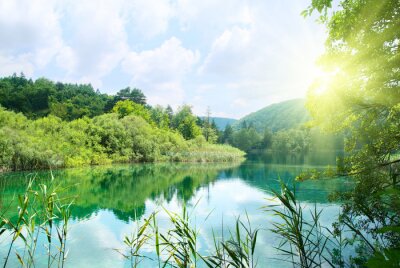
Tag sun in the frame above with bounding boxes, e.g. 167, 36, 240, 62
308, 67, 341, 96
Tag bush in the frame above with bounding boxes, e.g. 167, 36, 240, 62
0, 107, 245, 171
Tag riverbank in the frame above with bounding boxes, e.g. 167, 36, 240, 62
0, 107, 245, 172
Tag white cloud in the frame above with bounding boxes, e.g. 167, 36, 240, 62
0, 0, 63, 74
0, 53, 35, 77
122, 37, 199, 83
122, 37, 199, 107
145, 82, 185, 108
67, 211, 125, 267
0, 0, 61, 51
127, 0, 175, 38
199, 26, 252, 77
57, 0, 130, 86
232, 98, 248, 108
0, 0, 132, 86
175, 0, 252, 32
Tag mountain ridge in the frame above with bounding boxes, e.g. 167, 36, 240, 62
200, 116, 237, 130
233, 98, 310, 132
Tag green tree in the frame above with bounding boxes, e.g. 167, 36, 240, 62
201, 107, 219, 143
0, 74, 55, 118
208, 120, 220, 143
231, 128, 262, 152
116, 87, 147, 105
305, 0, 400, 265
172, 105, 202, 140
261, 128, 273, 148
165, 105, 174, 126
150, 105, 170, 129
112, 100, 152, 122
221, 124, 234, 144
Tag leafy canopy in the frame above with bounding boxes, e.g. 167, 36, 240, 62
112, 100, 152, 122
305, 0, 400, 265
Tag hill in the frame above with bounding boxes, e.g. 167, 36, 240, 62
210, 117, 237, 130
200, 117, 237, 130
233, 99, 310, 132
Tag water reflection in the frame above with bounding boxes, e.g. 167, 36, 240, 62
0, 155, 352, 267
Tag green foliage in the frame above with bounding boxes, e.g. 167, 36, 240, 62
112, 100, 152, 122
117, 202, 258, 268
271, 129, 311, 154
116, 213, 156, 268
160, 206, 199, 267
203, 214, 259, 268
220, 124, 234, 144
266, 182, 333, 268
232, 99, 310, 133
1, 177, 74, 268
305, 0, 400, 265
0, 107, 244, 172
0, 74, 53, 118
49, 82, 108, 120
150, 105, 171, 129
172, 105, 202, 140
223, 99, 342, 153
116, 87, 147, 105
0, 75, 151, 121
231, 128, 262, 152
224, 125, 320, 154
201, 119, 219, 144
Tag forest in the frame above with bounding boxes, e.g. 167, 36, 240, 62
0, 75, 244, 171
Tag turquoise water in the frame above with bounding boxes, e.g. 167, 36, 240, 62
0, 154, 352, 267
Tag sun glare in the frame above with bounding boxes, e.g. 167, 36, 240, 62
310, 67, 341, 95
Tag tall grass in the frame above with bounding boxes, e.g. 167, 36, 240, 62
0, 175, 74, 268
265, 181, 336, 268
118, 205, 259, 268
115, 212, 156, 268
202, 214, 259, 268
159, 206, 199, 267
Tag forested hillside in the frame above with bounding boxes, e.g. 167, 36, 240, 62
220, 98, 342, 153
232, 99, 310, 132
0, 74, 145, 120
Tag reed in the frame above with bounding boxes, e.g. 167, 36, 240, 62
202, 214, 259, 268
265, 180, 333, 268
1, 176, 74, 268
159, 205, 199, 268
115, 212, 156, 268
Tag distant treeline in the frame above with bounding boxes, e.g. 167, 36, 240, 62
0, 73, 175, 120
219, 122, 344, 154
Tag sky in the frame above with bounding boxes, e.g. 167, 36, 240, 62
0, 0, 327, 119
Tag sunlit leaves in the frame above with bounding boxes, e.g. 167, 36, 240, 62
305, 0, 400, 265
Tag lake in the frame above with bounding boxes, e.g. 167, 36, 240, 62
0, 152, 352, 267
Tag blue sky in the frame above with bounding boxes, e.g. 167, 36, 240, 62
0, 0, 326, 118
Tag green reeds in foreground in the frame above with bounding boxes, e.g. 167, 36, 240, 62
202, 213, 259, 268
116, 206, 199, 268
115, 212, 156, 268
265, 180, 333, 268
1, 175, 74, 268
160, 205, 199, 268
119, 203, 259, 268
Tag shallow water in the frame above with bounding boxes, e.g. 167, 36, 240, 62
0, 153, 352, 267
